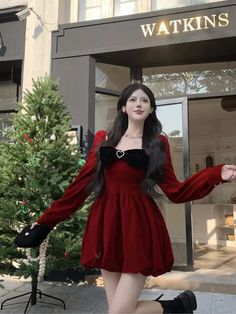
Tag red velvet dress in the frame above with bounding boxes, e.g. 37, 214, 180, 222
37, 130, 224, 276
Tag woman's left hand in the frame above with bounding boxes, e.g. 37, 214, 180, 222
221, 165, 236, 182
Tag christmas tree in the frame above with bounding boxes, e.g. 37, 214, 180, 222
0, 76, 91, 279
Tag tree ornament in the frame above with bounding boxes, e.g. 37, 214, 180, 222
19, 201, 28, 206
23, 134, 33, 143
50, 134, 56, 141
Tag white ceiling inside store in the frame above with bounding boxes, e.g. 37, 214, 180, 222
189, 98, 236, 123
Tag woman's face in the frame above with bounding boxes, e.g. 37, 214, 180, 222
122, 89, 153, 122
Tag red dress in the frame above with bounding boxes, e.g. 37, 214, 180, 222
37, 130, 224, 276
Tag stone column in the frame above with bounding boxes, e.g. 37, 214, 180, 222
22, 0, 59, 91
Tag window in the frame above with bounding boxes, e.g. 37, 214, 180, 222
96, 63, 130, 91
143, 62, 236, 98
152, 0, 225, 11
79, 0, 113, 21
114, 0, 151, 16
78, 0, 226, 21
95, 94, 119, 132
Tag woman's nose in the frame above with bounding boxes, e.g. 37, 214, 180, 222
136, 100, 142, 107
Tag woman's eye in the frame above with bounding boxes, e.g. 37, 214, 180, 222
142, 99, 149, 103
129, 98, 136, 102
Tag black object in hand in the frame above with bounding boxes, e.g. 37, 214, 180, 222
14, 224, 52, 248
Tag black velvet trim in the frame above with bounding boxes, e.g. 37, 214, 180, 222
99, 146, 149, 169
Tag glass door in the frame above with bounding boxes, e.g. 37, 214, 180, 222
156, 97, 193, 270
95, 62, 131, 132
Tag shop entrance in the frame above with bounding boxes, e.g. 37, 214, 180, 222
189, 97, 236, 271
156, 96, 236, 271
94, 60, 236, 271
156, 97, 193, 270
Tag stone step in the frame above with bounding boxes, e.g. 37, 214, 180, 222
146, 269, 236, 295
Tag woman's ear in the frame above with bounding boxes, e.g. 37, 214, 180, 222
122, 106, 126, 113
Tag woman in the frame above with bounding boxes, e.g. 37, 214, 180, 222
33, 83, 236, 314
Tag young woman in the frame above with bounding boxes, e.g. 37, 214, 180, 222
32, 83, 236, 314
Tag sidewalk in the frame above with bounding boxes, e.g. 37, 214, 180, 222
1, 274, 236, 314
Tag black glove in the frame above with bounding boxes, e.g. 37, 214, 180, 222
14, 224, 52, 248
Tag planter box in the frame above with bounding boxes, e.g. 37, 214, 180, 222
44, 268, 100, 283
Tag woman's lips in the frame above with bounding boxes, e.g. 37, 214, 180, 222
134, 110, 144, 114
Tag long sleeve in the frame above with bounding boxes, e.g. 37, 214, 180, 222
37, 130, 107, 227
158, 135, 225, 203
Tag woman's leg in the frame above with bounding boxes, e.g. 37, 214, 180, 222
101, 270, 196, 314
109, 272, 163, 314
101, 269, 121, 309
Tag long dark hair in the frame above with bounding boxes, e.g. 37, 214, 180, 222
88, 83, 167, 199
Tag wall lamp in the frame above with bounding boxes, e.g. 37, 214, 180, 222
221, 96, 236, 112
16, 7, 41, 22
16, 7, 31, 21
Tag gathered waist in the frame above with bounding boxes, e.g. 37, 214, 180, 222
104, 181, 142, 191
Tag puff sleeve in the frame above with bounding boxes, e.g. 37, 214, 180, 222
158, 135, 225, 203
37, 130, 107, 227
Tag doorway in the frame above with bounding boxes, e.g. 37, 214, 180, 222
156, 97, 193, 270
189, 97, 236, 271
156, 96, 236, 271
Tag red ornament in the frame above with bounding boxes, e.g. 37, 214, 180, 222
23, 134, 33, 143
64, 251, 69, 257
19, 201, 28, 206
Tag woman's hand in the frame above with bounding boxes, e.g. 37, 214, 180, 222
30, 222, 39, 229
221, 165, 236, 182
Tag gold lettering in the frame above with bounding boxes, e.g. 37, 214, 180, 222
169, 19, 182, 33
183, 17, 196, 32
140, 23, 156, 37
203, 15, 216, 29
219, 13, 229, 27
195, 16, 202, 30
140, 12, 229, 37
157, 21, 170, 35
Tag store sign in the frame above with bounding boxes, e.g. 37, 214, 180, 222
140, 13, 229, 37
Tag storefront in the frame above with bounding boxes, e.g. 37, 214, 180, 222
50, 0, 236, 270
0, 6, 26, 141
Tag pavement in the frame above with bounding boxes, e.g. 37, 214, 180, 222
1, 272, 236, 314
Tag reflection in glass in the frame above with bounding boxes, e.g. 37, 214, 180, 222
156, 102, 187, 266
152, 0, 224, 11
79, 0, 113, 21
0, 81, 17, 110
95, 94, 119, 132
114, 0, 151, 16
143, 62, 236, 98
157, 103, 184, 181
96, 63, 130, 91
0, 112, 14, 142
157, 104, 183, 140
79, 0, 225, 21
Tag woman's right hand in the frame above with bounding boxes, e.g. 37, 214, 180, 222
30, 222, 39, 229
